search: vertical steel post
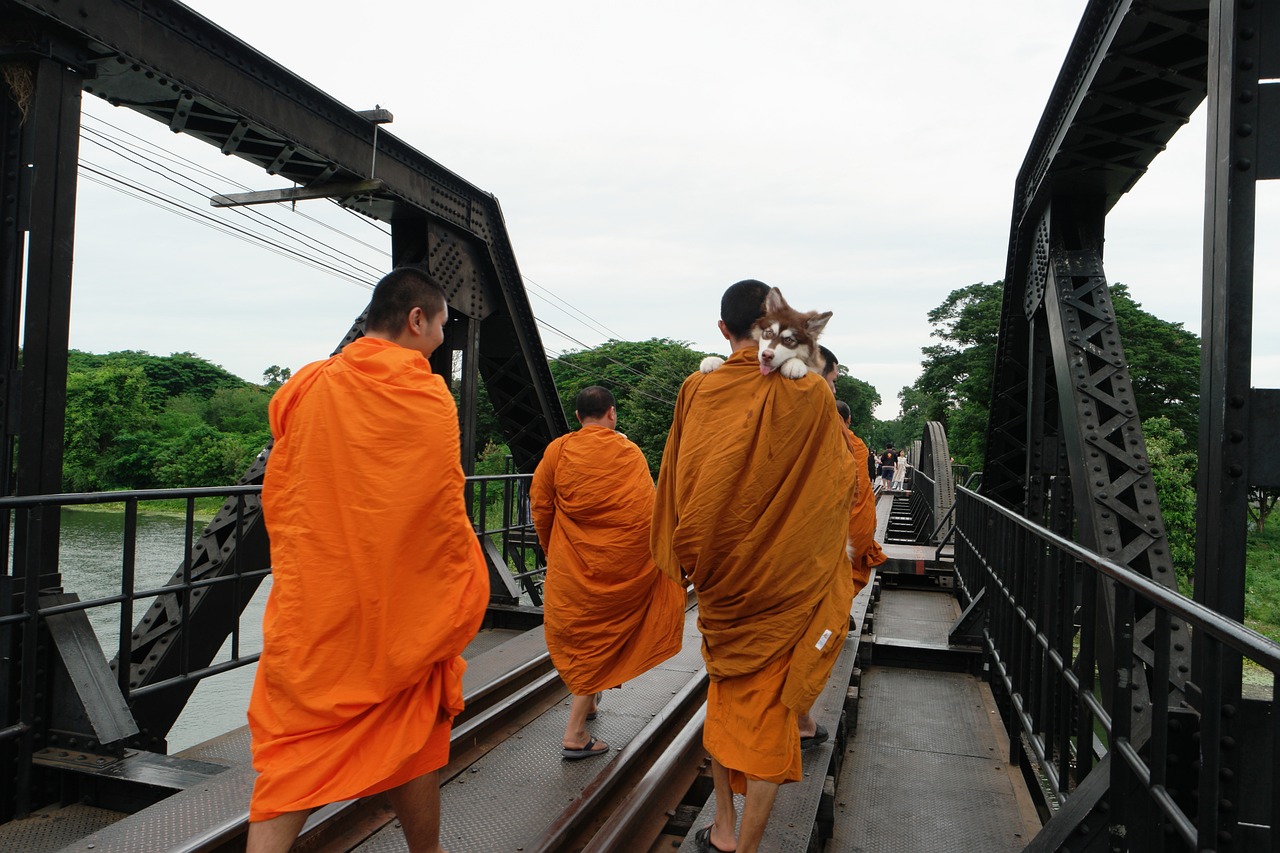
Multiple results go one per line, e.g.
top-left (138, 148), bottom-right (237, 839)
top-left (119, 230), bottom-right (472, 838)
top-left (0, 54), bottom-right (24, 501)
top-left (13, 53), bottom-right (80, 558)
top-left (0, 48), bottom-right (81, 821)
top-left (459, 316), bottom-right (480, 475)
top-left (1195, 1), bottom-right (1260, 846)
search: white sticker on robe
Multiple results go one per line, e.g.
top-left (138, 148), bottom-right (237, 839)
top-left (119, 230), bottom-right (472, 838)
top-left (816, 629), bottom-right (832, 651)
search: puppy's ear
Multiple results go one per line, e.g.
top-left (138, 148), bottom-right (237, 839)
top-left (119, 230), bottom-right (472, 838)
top-left (765, 287), bottom-right (787, 313)
top-left (807, 311), bottom-right (832, 336)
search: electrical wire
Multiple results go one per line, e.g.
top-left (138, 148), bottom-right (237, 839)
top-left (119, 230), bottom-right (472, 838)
top-left (80, 131), bottom-right (386, 280)
top-left (523, 275), bottom-right (623, 341)
top-left (82, 111), bottom-right (392, 241)
top-left (79, 164), bottom-right (376, 287)
top-left (80, 109), bottom-right (684, 401)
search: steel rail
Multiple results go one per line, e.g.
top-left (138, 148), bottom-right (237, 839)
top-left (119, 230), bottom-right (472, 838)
top-left (581, 705), bottom-right (709, 853)
top-left (525, 666), bottom-right (711, 853)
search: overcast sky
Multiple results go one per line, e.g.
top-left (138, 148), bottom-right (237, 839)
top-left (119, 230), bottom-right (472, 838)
top-left (64, 1), bottom-right (1280, 420)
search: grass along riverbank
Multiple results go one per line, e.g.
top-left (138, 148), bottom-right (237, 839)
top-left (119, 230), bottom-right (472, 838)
top-left (60, 496), bottom-right (233, 524)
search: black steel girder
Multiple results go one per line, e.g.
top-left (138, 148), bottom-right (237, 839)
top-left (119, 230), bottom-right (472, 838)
top-left (1, 0), bottom-right (567, 471)
top-left (989, 1), bottom-right (1210, 508)
top-left (0, 0), bottom-right (569, 754)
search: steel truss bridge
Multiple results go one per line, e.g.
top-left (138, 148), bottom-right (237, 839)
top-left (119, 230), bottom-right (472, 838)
top-left (0, 0), bottom-right (1278, 850)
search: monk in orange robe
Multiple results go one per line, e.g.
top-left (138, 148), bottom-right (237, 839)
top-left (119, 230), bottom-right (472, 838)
top-left (651, 280), bottom-right (857, 853)
top-left (531, 385), bottom-right (685, 759)
top-left (820, 347), bottom-right (886, 595)
top-left (247, 266), bottom-right (488, 853)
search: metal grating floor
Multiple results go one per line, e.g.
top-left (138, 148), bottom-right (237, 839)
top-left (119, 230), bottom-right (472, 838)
top-left (460, 627), bottom-right (525, 658)
top-left (355, 609), bottom-right (706, 852)
top-left (675, 634), bottom-right (861, 853)
top-left (830, 666), bottom-right (1041, 851)
top-left (874, 588), bottom-right (959, 645)
top-left (25, 626), bottom-right (537, 853)
top-left (0, 805), bottom-right (127, 852)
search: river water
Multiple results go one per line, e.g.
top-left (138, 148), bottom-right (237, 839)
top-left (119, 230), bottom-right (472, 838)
top-left (56, 507), bottom-right (269, 753)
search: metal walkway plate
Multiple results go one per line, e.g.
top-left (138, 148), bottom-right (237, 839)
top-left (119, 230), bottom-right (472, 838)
top-left (42, 626), bottom-right (534, 853)
top-left (355, 609), bottom-right (706, 852)
top-left (874, 588), bottom-right (958, 645)
top-left (831, 666), bottom-right (1041, 851)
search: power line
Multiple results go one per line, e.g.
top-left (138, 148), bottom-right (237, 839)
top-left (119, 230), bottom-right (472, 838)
top-left (79, 163), bottom-right (376, 287)
top-left (80, 131), bottom-right (386, 280)
top-left (523, 275), bottom-right (623, 341)
top-left (82, 111), bottom-right (392, 243)
top-left (81, 109), bottom-right (680, 398)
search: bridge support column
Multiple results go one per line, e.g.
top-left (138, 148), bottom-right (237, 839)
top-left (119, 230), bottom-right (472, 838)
top-left (0, 44), bottom-right (83, 820)
top-left (1190, 0), bottom-right (1279, 845)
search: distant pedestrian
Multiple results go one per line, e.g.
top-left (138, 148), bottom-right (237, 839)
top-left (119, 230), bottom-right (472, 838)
top-left (892, 451), bottom-right (908, 490)
top-left (879, 446), bottom-right (897, 489)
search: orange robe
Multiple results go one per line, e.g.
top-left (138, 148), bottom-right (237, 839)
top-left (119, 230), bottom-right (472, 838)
top-left (248, 336), bottom-right (488, 822)
top-left (845, 428), bottom-right (886, 594)
top-left (531, 426), bottom-right (684, 694)
top-left (651, 349), bottom-right (856, 792)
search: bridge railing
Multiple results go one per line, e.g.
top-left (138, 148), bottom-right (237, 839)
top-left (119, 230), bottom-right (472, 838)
top-left (0, 472), bottom-right (539, 811)
top-left (954, 485), bottom-right (1280, 849)
top-left (465, 472), bottom-right (545, 604)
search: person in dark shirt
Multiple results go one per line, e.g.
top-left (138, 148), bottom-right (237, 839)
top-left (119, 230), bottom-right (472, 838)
top-left (878, 446), bottom-right (898, 489)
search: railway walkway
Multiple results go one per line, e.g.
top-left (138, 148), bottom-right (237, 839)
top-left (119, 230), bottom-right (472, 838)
top-left (7, 489), bottom-right (1042, 853)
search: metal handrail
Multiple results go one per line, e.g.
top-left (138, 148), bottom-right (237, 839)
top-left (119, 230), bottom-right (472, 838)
top-left (954, 484), bottom-right (1279, 849)
top-left (1, 472), bottom-right (542, 761)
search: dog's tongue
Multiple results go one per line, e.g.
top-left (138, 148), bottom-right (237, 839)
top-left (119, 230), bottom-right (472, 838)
top-left (759, 363), bottom-right (775, 376)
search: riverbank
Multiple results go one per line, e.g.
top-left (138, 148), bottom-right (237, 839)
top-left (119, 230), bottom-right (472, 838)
top-left (62, 496), bottom-right (234, 524)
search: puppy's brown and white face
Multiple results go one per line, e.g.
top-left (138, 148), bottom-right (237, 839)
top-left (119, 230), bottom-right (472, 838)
top-left (752, 288), bottom-right (832, 377)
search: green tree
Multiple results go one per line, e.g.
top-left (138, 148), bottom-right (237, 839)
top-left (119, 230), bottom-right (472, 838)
top-left (1248, 487), bottom-right (1280, 535)
top-left (262, 365), bottom-right (292, 387)
top-left (63, 365), bottom-right (155, 491)
top-left (897, 281), bottom-right (1003, 467)
top-left (150, 423), bottom-right (262, 487)
top-left (900, 281), bottom-right (1200, 469)
top-left (1143, 416), bottom-right (1197, 593)
top-left (1110, 284), bottom-right (1201, 446)
top-left (63, 350), bottom-right (274, 490)
top-left (834, 371), bottom-right (880, 438)
top-left (548, 339), bottom-right (711, 475)
top-left (207, 385), bottom-right (272, 436)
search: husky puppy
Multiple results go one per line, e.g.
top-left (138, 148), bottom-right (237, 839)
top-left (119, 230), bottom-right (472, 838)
top-left (700, 287), bottom-right (832, 378)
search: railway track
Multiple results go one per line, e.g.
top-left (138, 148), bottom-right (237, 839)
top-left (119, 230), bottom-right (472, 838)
top-left (60, 589), bottom-right (869, 853)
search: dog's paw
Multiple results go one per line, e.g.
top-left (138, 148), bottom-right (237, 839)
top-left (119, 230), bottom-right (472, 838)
top-left (780, 358), bottom-right (809, 379)
top-left (699, 356), bottom-right (725, 374)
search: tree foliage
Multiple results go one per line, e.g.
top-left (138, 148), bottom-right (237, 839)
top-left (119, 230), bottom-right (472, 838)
top-left (1249, 487), bottom-right (1280, 535)
top-left (885, 280), bottom-right (1200, 470)
top-left (1143, 416), bottom-right (1197, 593)
top-left (1110, 284), bottom-right (1200, 445)
top-left (63, 350), bottom-right (273, 491)
top-left (834, 370), bottom-right (880, 440)
top-left (543, 338), bottom-right (883, 477)
top-left (547, 339), bottom-right (712, 475)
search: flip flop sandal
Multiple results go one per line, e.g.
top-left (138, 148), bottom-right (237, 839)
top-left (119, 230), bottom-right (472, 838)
top-left (561, 736), bottom-right (609, 761)
top-left (586, 691), bottom-right (603, 721)
top-left (800, 722), bottom-right (829, 750)
top-left (694, 825), bottom-right (733, 852)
